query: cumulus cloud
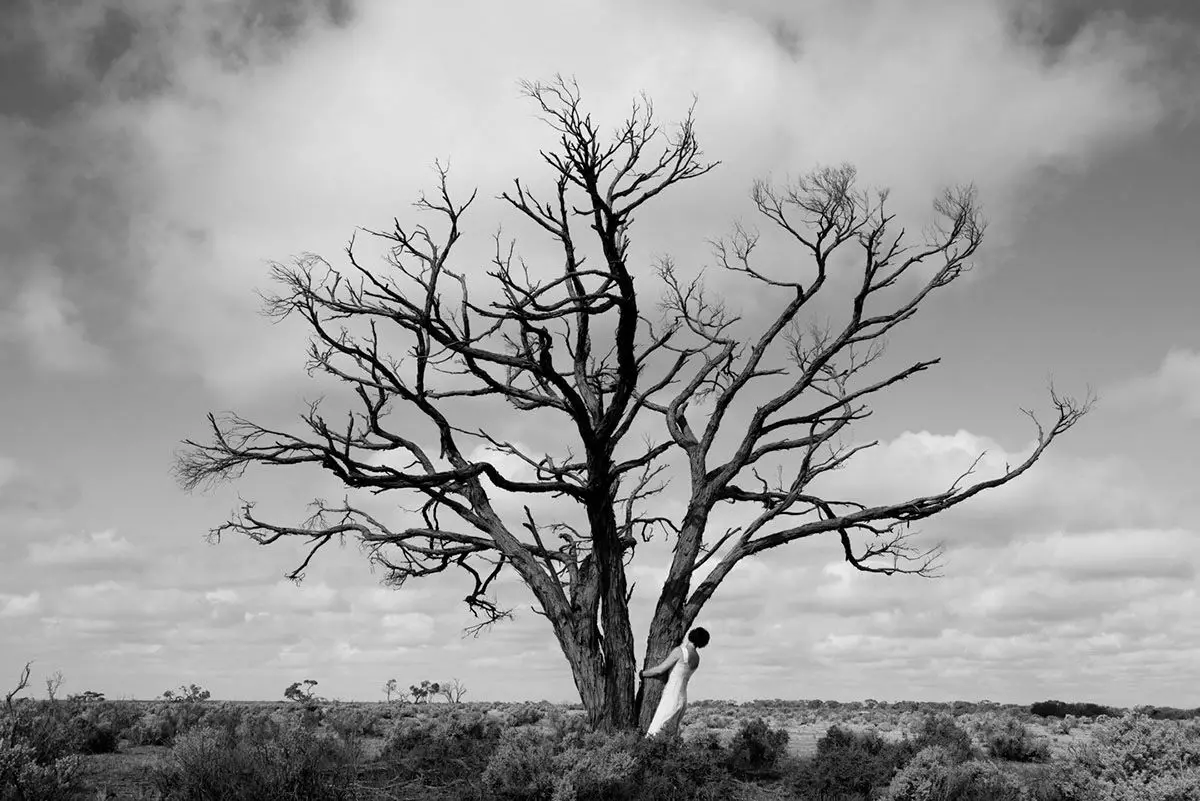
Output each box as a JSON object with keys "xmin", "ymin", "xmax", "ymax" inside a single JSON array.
[
  {"xmin": 27, "ymin": 529, "xmax": 136, "ymax": 566},
  {"xmin": 0, "ymin": 263, "xmax": 110, "ymax": 373},
  {"xmin": 1, "ymin": 0, "xmax": 1192, "ymax": 400},
  {"xmin": 1108, "ymin": 347, "xmax": 1200, "ymax": 418},
  {"xmin": 0, "ymin": 592, "xmax": 41, "ymax": 618},
  {"xmin": 3, "ymin": 0, "xmax": 1199, "ymax": 707}
]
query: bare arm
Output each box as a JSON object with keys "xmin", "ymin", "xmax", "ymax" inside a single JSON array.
[{"xmin": 640, "ymin": 649, "xmax": 680, "ymax": 679}]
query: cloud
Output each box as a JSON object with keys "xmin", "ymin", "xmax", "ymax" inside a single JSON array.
[
  {"xmin": 0, "ymin": 263, "xmax": 109, "ymax": 373},
  {"xmin": 1, "ymin": 0, "xmax": 1192, "ymax": 400},
  {"xmin": 0, "ymin": 592, "xmax": 41, "ymax": 618},
  {"xmin": 27, "ymin": 529, "xmax": 136, "ymax": 566},
  {"xmin": 1108, "ymin": 347, "xmax": 1200, "ymax": 418},
  {"xmin": 0, "ymin": 457, "xmax": 15, "ymax": 488}
]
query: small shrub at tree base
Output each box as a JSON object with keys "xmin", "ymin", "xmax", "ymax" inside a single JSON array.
[
  {"xmin": 550, "ymin": 731, "xmax": 638, "ymax": 801},
  {"xmin": 630, "ymin": 732, "xmax": 734, "ymax": 801},
  {"xmin": 726, "ymin": 717, "xmax": 790, "ymax": 778}
]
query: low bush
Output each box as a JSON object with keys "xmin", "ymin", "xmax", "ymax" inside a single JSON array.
[
  {"xmin": 324, "ymin": 705, "xmax": 379, "ymax": 740},
  {"xmin": 1059, "ymin": 711, "xmax": 1200, "ymax": 800},
  {"xmin": 6, "ymin": 701, "xmax": 82, "ymax": 763},
  {"xmin": 912, "ymin": 714, "xmax": 974, "ymax": 763},
  {"xmin": 984, "ymin": 718, "xmax": 1050, "ymax": 763},
  {"xmin": 0, "ymin": 738, "xmax": 82, "ymax": 801},
  {"xmin": 507, "ymin": 702, "xmax": 548, "ymax": 727},
  {"xmin": 381, "ymin": 708, "xmax": 503, "ymax": 787},
  {"xmin": 480, "ymin": 727, "xmax": 558, "ymax": 799},
  {"xmin": 630, "ymin": 731, "xmax": 732, "ymax": 801},
  {"xmin": 154, "ymin": 719, "xmax": 362, "ymax": 801},
  {"xmin": 726, "ymin": 717, "xmax": 790, "ymax": 778},
  {"xmin": 75, "ymin": 717, "xmax": 119, "ymax": 755},
  {"xmin": 795, "ymin": 724, "xmax": 915, "ymax": 799},
  {"xmin": 884, "ymin": 747, "xmax": 1027, "ymax": 801},
  {"xmin": 551, "ymin": 730, "xmax": 639, "ymax": 801},
  {"xmin": 128, "ymin": 709, "xmax": 179, "ymax": 746}
]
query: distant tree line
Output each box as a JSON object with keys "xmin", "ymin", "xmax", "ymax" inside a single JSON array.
[{"xmin": 1030, "ymin": 699, "xmax": 1200, "ymax": 720}]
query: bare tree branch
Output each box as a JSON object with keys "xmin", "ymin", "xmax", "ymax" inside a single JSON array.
[{"xmin": 175, "ymin": 79, "xmax": 1090, "ymax": 733}]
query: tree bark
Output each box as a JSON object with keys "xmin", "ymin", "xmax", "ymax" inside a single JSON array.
[{"xmin": 636, "ymin": 512, "xmax": 708, "ymax": 731}]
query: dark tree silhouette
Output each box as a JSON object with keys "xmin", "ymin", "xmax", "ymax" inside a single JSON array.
[{"xmin": 175, "ymin": 77, "xmax": 1091, "ymax": 731}]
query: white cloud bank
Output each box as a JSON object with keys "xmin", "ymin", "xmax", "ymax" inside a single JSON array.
[{"xmin": 1, "ymin": 0, "xmax": 1188, "ymax": 399}]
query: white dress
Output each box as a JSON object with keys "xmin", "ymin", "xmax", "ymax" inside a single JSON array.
[{"xmin": 646, "ymin": 642, "xmax": 699, "ymax": 737}]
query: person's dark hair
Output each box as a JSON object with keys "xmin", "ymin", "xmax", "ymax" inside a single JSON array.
[{"xmin": 688, "ymin": 627, "xmax": 710, "ymax": 648}]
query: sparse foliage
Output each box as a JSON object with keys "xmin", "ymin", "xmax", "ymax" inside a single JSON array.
[
  {"xmin": 383, "ymin": 678, "xmax": 397, "ymax": 703},
  {"xmin": 409, "ymin": 680, "xmax": 441, "ymax": 704},
  {"xmin": 284, "ymin": 680, "xmax": 320, "ymax": 704},
  {"xmin": 439, "ymin": 678, "xmax": 468, "ymax": 704},
  {"xmin": 164, "ymin": 684, "xmax": 211, "ymax": 703},
  {"xmin": 176, "ymin": 75, "xmax": 1091, "ymax": 730},
  {"xmin": 43, "ymin": 672, "xmax": 63, "ymax": 704}
]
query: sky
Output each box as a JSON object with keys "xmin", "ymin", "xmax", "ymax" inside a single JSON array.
[{"xmin": 1, "ymin": 0, "xmax": 1198, "ymax": 708}]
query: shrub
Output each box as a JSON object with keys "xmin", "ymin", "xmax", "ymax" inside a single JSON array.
[
  {"xmin": 5, "ymin": 701, "xmax": 82, "ymax": 763},
  {"xmin": 480, "ymin": 727, "xmax": 558, "ymax": 800},
  {"xmin": 796, "ymin": 724, "xmax": 915, "ymax": 799},
  {"xmin": 885, "ymin": 747, "xmax": 1030, "ymax": 801},
  {"xmin": 912, "ymin": 714, "xmax": 974, "ymax": 763},
  {"xmin": 198, "ymin": 701, "xmax": 246, "ymax": 741},
  {"xmin": 508, "ymin": 702, "xmax": 548, "ymax": 727},
  {"xmin": 628, "ymin": 732, "xmax": 732, "ymax": 801},
  {"xmin": 325, "ymin": 705, "xmax": 378, "ymax": 740},
  {"xmin": 726, "ymin": 717, "xmax": 790, "ymax": 778},
  {"xmin": 154, "ymin": 720, "xmax": 361, "ymax": 801},
  {"xmin": 550, "ymin": 730, "xmax": 638, "ymax": 801},
  {"xmin": 75, "ymin": 717, "xmax": 119, "ymax": 755},
  {"xmin": 984, "ymin": 718, "xmax": 1050, "ymax": 762},
  {"xmin": 129, "ymin": 709, "xmax": 179, "ymax": 746},
  {"xmin": 0, "ymin": 739, "xmax": 82, "ymax": 801},
  {"xmin": 381, "ymin": 709, "xmax": 503, "ymax": 787},
  {"xmin": 1060, "ymin": 711, "xmax": 1200, "ymax": 800}
]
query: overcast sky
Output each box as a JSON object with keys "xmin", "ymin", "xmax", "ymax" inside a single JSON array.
[{"xmin": 2, "ymin": 0, "xmax": 1198, "ymax": 707}]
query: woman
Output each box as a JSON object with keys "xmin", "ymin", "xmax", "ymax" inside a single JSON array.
[{"xmin": 640, "ymin": 627, "xmax": 710, "ymax": 737}]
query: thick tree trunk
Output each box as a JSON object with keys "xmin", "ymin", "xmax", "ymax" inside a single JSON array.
[
  {"xmin": 558, "ymin": 615, "xmax": 637, "ymax": 730},
  {"xmin": 589, "ymin": 480, "xmax": 638, "ymax": 730}
]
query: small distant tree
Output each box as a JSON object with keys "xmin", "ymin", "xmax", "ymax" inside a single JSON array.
[
  {"xmin": 69, "ymin": 690, "xmax": 105, "ymax": 703},
  {"xmin": 164, "ymin": 684, "xmax": 211, "ymax": 703},
  {"xmin": 383, "ymin": 678, "xmax": 398, "ymax": 702},
  {"xmin": 440, "ymin": 678, "xmax": 468, "ymax": 703},
  {"xmin": 410, "ymin": 680, "xmax": 440, "ymax": 704},
  {"xmin": 44, "ymin": 670, "xmax": 64, "ymax": 702},
  {"xmin": 284, "ymin": 679, "xmax": 320, "ymax": 703},
  {"xmin": 4, "ymin": 662, "xmax": 32, "ymax": 740}
]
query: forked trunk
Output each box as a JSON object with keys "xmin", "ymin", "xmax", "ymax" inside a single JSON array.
[
  {"xmin": 636, "ymin": 578, "xmax": 689, "ymax": 731},
  {"xmin": 636, "ymin": 513, "xmax": 708, "ymax": 731}
]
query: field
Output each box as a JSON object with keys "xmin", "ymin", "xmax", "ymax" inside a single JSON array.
[{"xmin": 5, "ymin": 695, "xmax": 1200, "ymax": 799}]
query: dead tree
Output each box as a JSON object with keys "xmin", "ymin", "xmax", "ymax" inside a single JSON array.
[{"xmin": 175, "ymin": 77, "xmax": 1090, "ymax": 731}]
